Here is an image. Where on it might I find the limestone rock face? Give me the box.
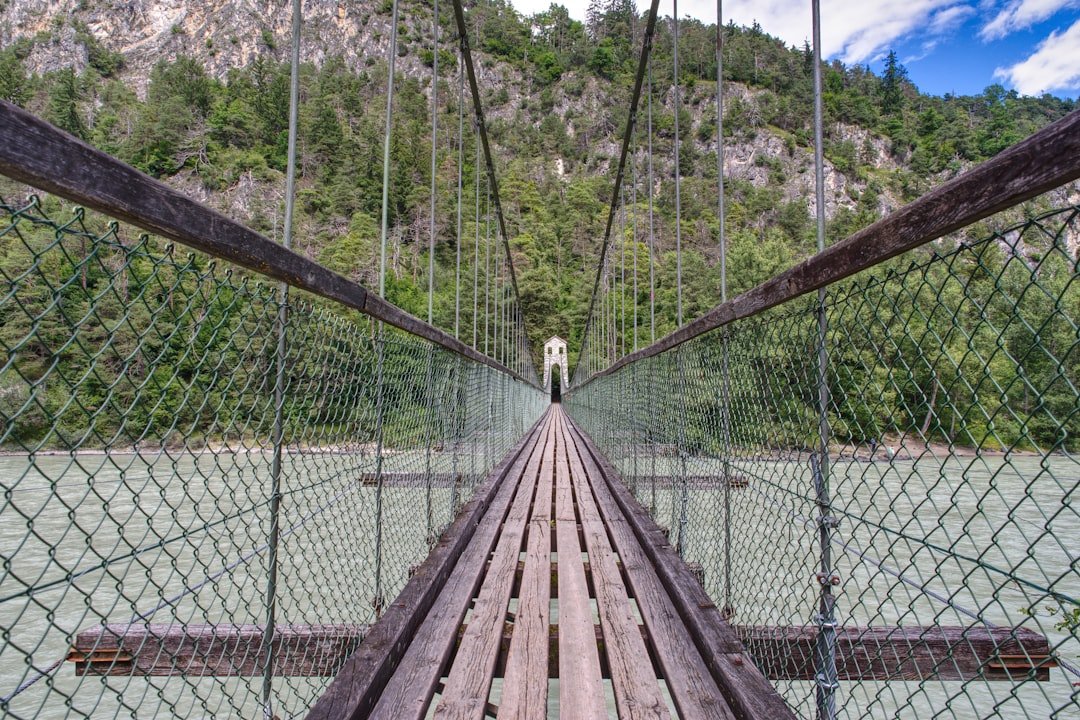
[2,0,404,95]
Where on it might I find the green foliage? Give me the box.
[879,50,908,115]
[0,49,30,105]
[46,68,85,139]
[73,22,125,77]
[5,3,1076,453]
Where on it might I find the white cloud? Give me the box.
[511,0,972,64]
[930,4,977,32]
[993,17,1080,93]
[980,0,1080,40]
[904,39,942,63]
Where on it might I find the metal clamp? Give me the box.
[818,514,840,529]
[812,613,840,630]
[814,673,841,691]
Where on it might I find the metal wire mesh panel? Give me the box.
[566,206,1079,719]
[0,196,545,719]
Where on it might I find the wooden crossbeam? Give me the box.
[68,624,365,677]
[739,625,1056,682]
[356,473,745,488]
[68,622,1055,682]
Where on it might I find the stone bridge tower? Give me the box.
[543,336,569,391]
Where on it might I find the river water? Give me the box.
[617,452,1079,720]
[0,451,1076,719]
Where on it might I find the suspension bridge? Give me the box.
[0,0,1077,718]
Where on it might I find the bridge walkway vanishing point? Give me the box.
[306,405,791,720]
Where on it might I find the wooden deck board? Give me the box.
[499,412,555,719]
[553,412,608,720]
[557,411,670,720]
[367,417,550,720]
[564,415,737,720]
[431,416,553,720]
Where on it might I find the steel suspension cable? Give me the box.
[648,57,656,344]
[715,0,734,623]
[484,180,491,357]
[428,0,439,324]
[378,0,401,298]
[450,0,536,364]
[371,0,402,621]
[811,1,838,717]
[632,150,639,352]
[473,122,480,349]
[571,0,661,383]
[716,11,726,304]
[494,257,501,363]
[455,48,465,338]
[620,187,626,358]
[672,0,683,327]
[261,0,301,713]
[421,0,442,543]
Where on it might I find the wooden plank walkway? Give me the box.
[307,406,794,720]
[66,407,1056,713]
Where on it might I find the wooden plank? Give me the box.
[367,416,551,720]
[557,410,670,720]
[565,417,795,720]
[553,413,607,720]
[68,624,363,677]
[0,101,532,383]
[739,625,1056,682]
[305,411,548,720]
[429,417,553,720]
[561,410,736,720]
[580,108,1080,384]
[499,413,555,719]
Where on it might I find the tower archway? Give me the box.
[543,336,569,397]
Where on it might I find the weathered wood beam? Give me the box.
[739,625,1056,682]
[68,623,365,677]
[68,622,1054,682]
[357,473,747,489]
[0,101,533,385]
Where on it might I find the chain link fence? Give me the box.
[0,195,545,719]
[567,205,1079,719]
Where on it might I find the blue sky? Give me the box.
[508,0,1080,99]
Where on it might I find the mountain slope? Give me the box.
[1,0,1076,358]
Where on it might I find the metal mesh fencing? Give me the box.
[566,205,1079,719]
[0,196,545,720]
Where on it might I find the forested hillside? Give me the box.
[1,0,1076,449]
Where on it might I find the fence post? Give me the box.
[720,331,733,619]
[631,361,639,497]
[811,0,838,716]
[450,356,462,516]
[261,0,301,714]
[372,333,388,618]
[649,357,658,518]
[422,346,438,543]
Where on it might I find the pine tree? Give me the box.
[0,50,30,106]
[47,68,86,139]
[880,50,908,116]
